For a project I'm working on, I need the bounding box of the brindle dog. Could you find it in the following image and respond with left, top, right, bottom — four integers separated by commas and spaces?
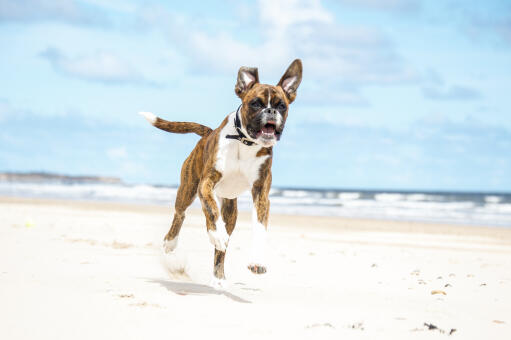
140, 59, 302, 284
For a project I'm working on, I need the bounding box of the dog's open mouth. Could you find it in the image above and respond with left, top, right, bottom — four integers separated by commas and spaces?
257, 122, 277, 139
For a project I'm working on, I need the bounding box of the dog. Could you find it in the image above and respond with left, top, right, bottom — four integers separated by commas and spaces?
140, 59, 302, 283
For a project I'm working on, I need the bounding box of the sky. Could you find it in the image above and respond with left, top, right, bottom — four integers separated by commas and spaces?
0, 0, 510, 192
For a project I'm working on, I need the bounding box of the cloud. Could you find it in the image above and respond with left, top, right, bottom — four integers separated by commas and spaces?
497, 19, 511, 44
0, 0, 109, 26
39, 47, 157, 86
258, 0, 334, 34
0, 99, 34, 123
422, 85, 482, 101
299, 84, 369, 106
106, 146, 127, 159
2, 101, 510, 191
290, 23, 417, 85
337, 0, 421, 12
446, 4, 511, 46
277, 114, 511, 190
137, 0, 418, 106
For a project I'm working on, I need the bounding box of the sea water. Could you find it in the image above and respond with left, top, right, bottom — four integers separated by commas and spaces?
1, 181, 510, 227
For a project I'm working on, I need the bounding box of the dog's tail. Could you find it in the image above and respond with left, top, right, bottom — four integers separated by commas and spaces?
139, 112, 213, 137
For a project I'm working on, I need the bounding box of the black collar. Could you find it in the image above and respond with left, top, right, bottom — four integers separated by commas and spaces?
225, 105, 255, 146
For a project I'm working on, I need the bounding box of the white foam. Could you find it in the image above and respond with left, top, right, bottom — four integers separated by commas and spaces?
338, 192, 361, 201
2, 182, 510, 227
485, 195, 502, 204
0, 182, 178, 205
375, 193, 405, 202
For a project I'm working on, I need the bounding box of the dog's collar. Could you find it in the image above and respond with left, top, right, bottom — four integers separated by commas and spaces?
225, 105, 256, 146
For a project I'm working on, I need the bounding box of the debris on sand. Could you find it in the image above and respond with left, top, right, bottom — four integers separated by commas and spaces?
413, 323, 456, 336
119, 294, 135, 299
348, 322, 364, 331
431, 290, 447, 295
424, 323, 438, 330
118, 294, 134, 298
305, 323, 335, 329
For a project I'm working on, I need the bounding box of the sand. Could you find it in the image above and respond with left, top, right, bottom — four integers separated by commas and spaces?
1, 196, 510, 339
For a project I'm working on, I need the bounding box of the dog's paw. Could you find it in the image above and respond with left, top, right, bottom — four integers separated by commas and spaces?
209, 276, 229, 290
247, 263, 267, 274
163, 237, 178, 253
160, 248, 189, 280
208, 228, 229, 252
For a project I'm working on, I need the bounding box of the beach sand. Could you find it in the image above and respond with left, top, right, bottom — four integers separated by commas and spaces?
1, 196, 510, 339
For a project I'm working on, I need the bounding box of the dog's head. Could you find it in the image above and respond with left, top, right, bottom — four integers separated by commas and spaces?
234, 59, 302, 147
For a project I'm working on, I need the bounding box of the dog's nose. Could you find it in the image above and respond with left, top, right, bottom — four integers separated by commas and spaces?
268, 108, 278, 115
262, 108, 278, 118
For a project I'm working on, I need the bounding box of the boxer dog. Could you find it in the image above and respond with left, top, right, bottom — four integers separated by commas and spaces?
140, 59, 302, 284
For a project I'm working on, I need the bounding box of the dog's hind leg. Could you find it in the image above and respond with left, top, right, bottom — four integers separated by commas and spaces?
163, 156, 200, 253
213, 198, 238, 280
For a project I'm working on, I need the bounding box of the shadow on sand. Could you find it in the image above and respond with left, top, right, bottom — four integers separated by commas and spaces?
146, 278, 251, 304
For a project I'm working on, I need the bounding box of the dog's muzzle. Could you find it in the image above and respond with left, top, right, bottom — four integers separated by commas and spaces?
256, 108, 283, 143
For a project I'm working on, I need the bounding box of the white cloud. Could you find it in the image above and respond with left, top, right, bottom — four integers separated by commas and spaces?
258, 0, 334, 36
299, 84, 369, 106
0, 0, 109, 26
337, 0, 421, 12
422, 85, 482, 101
279, 114, 511, 190
137, 0, 418, 105
39, 47, 157, 86
106, 146, 128, 159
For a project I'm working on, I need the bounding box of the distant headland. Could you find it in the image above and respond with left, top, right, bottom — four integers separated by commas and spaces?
0, 171, 122, 185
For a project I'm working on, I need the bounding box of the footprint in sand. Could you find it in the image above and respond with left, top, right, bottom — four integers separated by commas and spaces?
118, 294, 134, 298
129, 301, 162, 308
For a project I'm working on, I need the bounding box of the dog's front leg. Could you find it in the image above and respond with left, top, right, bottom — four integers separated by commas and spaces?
248, 171, 272, 274
198, 170, 230, 254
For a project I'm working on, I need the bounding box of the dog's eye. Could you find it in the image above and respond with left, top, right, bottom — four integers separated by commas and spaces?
277, 102, 287, 111
250, 99, 263, 109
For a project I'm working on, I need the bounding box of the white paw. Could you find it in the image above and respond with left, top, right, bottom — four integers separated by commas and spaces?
160, 248, 189, 280
209, 276, 229, 290
163, 237, 178, 253
208, 224, 229, 252
250, 214, 268, 265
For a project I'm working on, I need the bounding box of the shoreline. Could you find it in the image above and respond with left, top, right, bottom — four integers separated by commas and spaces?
1, 195, 511, 237
2, 180, 510, 228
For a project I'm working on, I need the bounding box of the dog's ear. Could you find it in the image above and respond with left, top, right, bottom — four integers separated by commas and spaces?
277, 59, 302, 103
235, 66, 259, 99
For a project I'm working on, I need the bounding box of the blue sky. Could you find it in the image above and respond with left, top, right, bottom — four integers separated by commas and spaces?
1, 0, 510, 191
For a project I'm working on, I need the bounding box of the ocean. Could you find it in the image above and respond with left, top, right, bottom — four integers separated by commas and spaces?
1, 181, 510, 227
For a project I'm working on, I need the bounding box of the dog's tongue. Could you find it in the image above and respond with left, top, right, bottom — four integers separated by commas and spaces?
262, 124, 275, 134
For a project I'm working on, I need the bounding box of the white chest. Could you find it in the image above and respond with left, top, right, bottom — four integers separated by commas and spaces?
214, 115, 270, 199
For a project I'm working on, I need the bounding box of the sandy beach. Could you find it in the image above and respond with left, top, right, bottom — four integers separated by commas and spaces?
1, 196, 510, 339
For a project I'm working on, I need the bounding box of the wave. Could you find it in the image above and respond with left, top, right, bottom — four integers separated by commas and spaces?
1, 182, 510, 227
